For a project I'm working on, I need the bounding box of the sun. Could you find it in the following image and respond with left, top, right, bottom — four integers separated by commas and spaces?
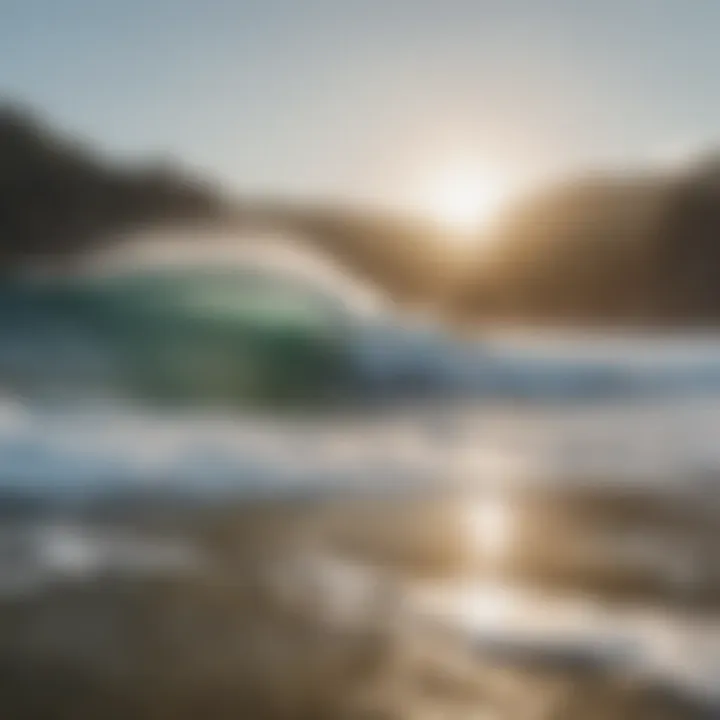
425, 166, 509, 237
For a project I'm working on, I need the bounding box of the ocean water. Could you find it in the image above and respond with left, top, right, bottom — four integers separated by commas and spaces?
2, 351, 720, 707
2, 234, 720, 715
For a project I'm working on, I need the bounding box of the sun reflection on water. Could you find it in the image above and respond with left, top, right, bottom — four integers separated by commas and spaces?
464, 493, 514, 566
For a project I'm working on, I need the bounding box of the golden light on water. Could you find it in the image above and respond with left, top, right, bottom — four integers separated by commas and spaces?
464, 494, 514, 563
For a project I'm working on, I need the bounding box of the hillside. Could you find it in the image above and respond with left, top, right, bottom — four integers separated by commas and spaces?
451, 160, 720, 326
0, 104, 448, 305
5, 103, 720, 326
0, 105, 222, 269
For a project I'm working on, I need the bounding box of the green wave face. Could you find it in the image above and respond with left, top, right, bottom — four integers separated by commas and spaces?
0, 269, 358, 407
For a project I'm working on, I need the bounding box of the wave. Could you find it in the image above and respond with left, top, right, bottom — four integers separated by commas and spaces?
3, 231, 720, 502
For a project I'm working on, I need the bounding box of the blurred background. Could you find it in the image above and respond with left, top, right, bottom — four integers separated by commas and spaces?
2, 1, 720, 718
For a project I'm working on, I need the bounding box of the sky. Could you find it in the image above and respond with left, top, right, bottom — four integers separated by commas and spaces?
3, 0, 720, 214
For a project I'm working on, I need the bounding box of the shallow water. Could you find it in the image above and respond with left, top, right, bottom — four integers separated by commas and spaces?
3, 328, 720, 716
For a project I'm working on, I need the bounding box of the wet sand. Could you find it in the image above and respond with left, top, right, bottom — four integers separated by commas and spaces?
0, 489, 716, 719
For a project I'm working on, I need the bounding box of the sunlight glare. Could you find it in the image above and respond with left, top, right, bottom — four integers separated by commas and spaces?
426, 166, 509, 237
464, 494, 513, 563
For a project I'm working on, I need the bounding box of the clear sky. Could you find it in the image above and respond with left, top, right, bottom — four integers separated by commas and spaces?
3, 0, 720, 213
